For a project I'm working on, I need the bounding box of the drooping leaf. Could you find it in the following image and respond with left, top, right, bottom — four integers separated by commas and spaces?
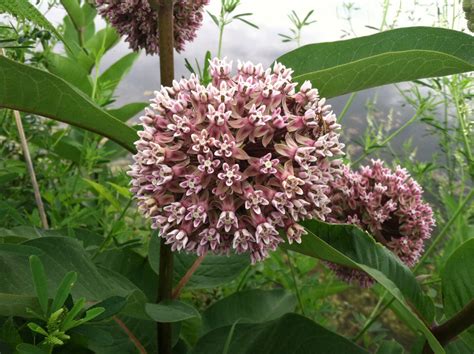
282, 220, 443, 354
192, 313, 368, 354
146, 300, 200, 323
277, 27, 474, 98
441, 239, 474, 349
202, 289, 297, 333
0, 56, 137, 152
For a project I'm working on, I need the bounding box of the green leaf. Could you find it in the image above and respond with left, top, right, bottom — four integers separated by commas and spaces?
107, 102, 148, 122
16, 343, 49, 354
107, 182, 132, 198
0, 56, 137, 152
149, 235, 250, 288
29, 255, 49, 316
174, 253, 249, 289
277, 27, 474, 98
192, 313, 368, 354
442, 239, 474, 348
51, 271, 77, 313
27, 322, 48, 336
0, 236, 143, 319
0, 317, 22, 349
202, 289, 296, 333
62, 297, 86, 331
0, 0, 71, 52
88, 296, 127, 322
376, 340, 405, 354
282, 220, 443, 354
145, 300, 200, 323
84, 27, 120, 61
45, 53, 93, 95
83, 178, 121, 210
60, 0, 85, 29
77, 307, 106, 325
99, 53, 140, 99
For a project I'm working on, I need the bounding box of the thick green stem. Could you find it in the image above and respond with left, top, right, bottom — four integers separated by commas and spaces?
155, 0, 175, 353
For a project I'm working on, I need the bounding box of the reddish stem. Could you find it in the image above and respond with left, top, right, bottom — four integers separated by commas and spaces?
114, 316, 148, 354
172, 255, 206, 299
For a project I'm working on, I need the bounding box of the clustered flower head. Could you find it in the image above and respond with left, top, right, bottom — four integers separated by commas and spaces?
128, 57, 345, 263
96, 0, 209, 54
326, 160, 435, 287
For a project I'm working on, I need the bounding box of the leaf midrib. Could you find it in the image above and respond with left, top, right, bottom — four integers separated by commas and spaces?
292, 48, 474, 82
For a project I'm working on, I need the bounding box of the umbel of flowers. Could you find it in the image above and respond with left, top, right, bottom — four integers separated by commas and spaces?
326, 160, 435, 287
128, 58, 345, 263
96, 0, 209, 54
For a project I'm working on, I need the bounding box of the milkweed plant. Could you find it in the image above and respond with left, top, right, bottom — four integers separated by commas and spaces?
0, 1, 472, 354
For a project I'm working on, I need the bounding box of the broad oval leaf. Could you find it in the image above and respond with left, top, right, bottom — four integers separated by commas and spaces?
173, 253, 249, 289
0, 236, 144, 318
441, 239, 474, 349
202, 289, 297, 333
146, 300, 200, 323
282, 219, 444, 354
277, 27, 474, 98
148, 234, 250, 289
192, 313, 368, 354
0, 57, 137, 152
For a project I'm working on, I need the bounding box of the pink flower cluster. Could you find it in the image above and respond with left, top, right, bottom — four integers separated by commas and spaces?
128, 58, 345, 263
326, 160, 435, 287
96, 0, 209, 54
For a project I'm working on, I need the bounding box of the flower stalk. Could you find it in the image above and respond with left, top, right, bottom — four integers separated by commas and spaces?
156, 0, 175, 353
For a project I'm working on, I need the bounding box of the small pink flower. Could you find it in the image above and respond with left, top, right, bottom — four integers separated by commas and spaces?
213, 134, 236, 158
217, 211, 239, 232
185, 205, 207, 228
179, 174, 203, 196
191, 129, 212, 153
244, 190, 269, 214
218, 163, 242, 187
197, 154, 220, 174
259, 153, 279, 174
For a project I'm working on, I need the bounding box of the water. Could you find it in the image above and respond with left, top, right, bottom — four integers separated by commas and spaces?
43, 0, 460, 162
